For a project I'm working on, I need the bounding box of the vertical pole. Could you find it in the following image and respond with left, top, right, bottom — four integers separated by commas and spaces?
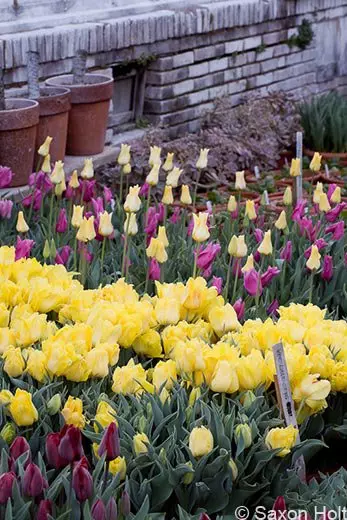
296, 132, 303, 201
27, 51, 40, 99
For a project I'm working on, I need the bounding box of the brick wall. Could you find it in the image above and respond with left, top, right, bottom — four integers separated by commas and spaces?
1, 0, 347, 138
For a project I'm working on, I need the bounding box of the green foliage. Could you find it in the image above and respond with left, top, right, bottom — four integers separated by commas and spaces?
287, 19, 314, 50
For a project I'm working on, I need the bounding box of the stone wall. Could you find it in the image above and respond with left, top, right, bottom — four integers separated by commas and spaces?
1, 0, 347, 138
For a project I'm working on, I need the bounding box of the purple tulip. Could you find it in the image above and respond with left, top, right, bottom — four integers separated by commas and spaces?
79, 180, 96, 202
267, 299, 280, 317
169, 206, 181, 224
23, 463, 48, 497
261, 266, 281, 287
187, 216, 194, 237
139, 182, 150, 197
149, 258, 161, 281
92, 499, 107, 520
0, 200, 13, 219
321, 255, 333, 281
304, 239, 327, 259
211, 276, 223, 295
56, 208, 68, 234
254, 228, 263, 243
22, 188, 43, 212
244, 269, 262, 297
273, 495, 287, 515
157, 203, 165, 223
0, 472, 16, 504
0, 166, 13, 188
37, 500, 53, 520
232, 258, 242, 278
197, 242, 221, 272
55, 245, 72, 266
103, 186, 113, 205
253, 250, 261, 263
106, 497, 118, 520
58, 425, 84, 463
327, 183, 338, 201
326, 203, 347, 223
98, 423, 120, 461
325, 221, 344, 240
10, 436, 31, 463
120, 491, 131, 516
280, 241, 292, 262
72, 457, 93, 502
292, 200, 307, 222
233, 298, 245, 320
29, 171, 53, 193
46, 432, 69, 469
79, 243, 93, 263
15, 236, 34, 260
92, 197, 105, 216
145, 207, 159, 239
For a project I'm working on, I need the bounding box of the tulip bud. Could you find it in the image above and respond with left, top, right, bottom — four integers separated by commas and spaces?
47, 394, 61, 415
234, 423, 252, 448
133, 432, 149, 455
46, 432, 69, 469
91, 499, 107, 520
16, 211, 29, 233
38, 136, 53, 157
228, 458, 238, 481
199, 514, 211, 520
98, 423, 120, 461
182, 461, 194, 484
189, 426, 214, 458
120, 491, 131, 516
50, 239, 57, 259
37, 499, 53, 520
163, 152, 174, 172
0, 423, 16, 445
273, 495, 287, 512
10, 436, 31, 462
159, 447, 166, 464
0, 472, 16, 504
189, 387, 201, 406
72, 457, 93, 502
196, 148, 209, 170
81, 158, 94, 179
43, 239, 50, 259
241, 391, 256, 409
138, 415, 147, 433
58, 425, 84, 462
41, 154, 52, 174
23, 463, 48, 497
106, 497, 118, 520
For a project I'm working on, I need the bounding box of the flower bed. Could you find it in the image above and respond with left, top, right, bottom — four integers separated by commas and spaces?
0, 139, 346, 518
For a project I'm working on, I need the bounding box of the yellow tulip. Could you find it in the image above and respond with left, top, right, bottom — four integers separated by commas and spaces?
118, 144, 131, 166
61, 396, 85, 428
210, 360, 239, 393
162, 185, 173, 205
41, 154, 51, 173
80, 158, 94, 179
146, 164, 160, 186
3, 346, 25, 377
189, 426, 214, 457
290, 158, 300, 177
227, 195, 237, 212
292, 374, 330, 408
149, 146, 161, 167
25, 348, 47, 383
283, 186, 293, 206
123, 163, 131, 175
112, 359, 153, 395
192, 212, 210, 242
313, 182, 323, 204
275, 210, 287, 230
152, 360, 177, 390
265, 425, 298, 457
245, 200, 257, 220
16, 211, 29, 233
157, 226, 169, 247
166, 167, 183, 188
0, 328, 16, 355
0, 303, 9, 328
189, 387, 201, 406
124, 185, 141, 213
235, 171, 246, 190
319, 193, 331, 213
258, 230, 273, 255
229, 458, 238, 481
94, 400, 117, 431
146, 237, 167, 263
0, 390, 13, 406
181, 185, 192, 205
71, 205, 84, 228
235, 423, 252, 448
109, 456, 127, 478
98, 211, 114, 237
155, 297, 180, 325
85, 348, 109, 378
133, 329, 162, 358
69, 170, 80, 189
37, 136, 53, 156
0, 246, 15, 265
50, 160, 65, 184
124, 212, 138, 236
196, 148, 209, 169
306, 245, 321, 271
133, 432, 150, 455
163, 152, 174, 172
241, 254, 254, 273
8, 389, 38, 427
228, 235, 247, 258
76, 216, 96, 242
331, 186, 341, 204
237, 350, 267, 389
209, 304, 240, 337
310, 152, 322, 172
55, 177, 66, 196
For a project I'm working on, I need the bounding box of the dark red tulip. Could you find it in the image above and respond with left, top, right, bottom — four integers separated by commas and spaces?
23, 463, 48, 497
46, 432, 69, 469
0, 472, 16, 504
91, 499, 107, 520
273, 496, 286, 511
58, 425, 84, 463
72, 458, 93, 502
10, 437, 31, 463
98, 423, 120, 461
106, 497, 117, 520
199, 514, 211, 520
120, 491, 130, 516
37, 499, 53, 520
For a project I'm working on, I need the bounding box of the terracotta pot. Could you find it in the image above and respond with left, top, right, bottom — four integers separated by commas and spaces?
46, 74, 113, 156
0, 98, 39, 187
304, 147, 347, 166
35, 87, 71, 165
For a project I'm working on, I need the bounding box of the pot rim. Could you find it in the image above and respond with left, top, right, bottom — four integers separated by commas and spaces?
1, 97, 39, 113
46, 73, 113, 88
46, 74, 113, 105
38, 86, 71, 99
0, 98, 39, 131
